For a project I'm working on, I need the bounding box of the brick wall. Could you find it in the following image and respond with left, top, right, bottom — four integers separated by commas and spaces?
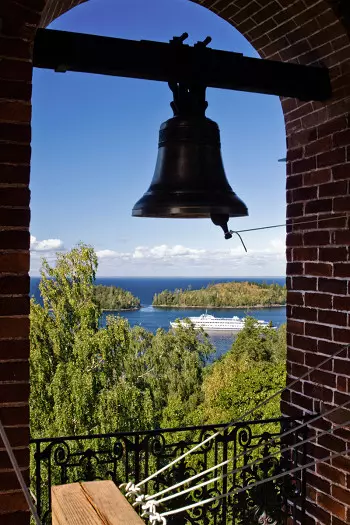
0, 0, 349, 523
0, 1, 40, 523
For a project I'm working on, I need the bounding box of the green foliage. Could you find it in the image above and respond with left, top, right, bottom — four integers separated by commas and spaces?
93, 284, 140, 310
30, 244, 213, 439
193, 319, 287, 427
152, 281, 286, 308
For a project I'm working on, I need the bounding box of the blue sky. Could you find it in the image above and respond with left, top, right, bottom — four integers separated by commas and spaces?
30, 0, 287, 277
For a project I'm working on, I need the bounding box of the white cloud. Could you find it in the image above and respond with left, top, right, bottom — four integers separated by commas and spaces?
30, 237, 286, 276
30, 235, 64, 252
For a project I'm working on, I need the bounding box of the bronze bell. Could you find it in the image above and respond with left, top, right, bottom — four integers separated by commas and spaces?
132, 83, 248, 237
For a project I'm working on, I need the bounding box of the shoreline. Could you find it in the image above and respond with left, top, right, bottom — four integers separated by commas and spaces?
152, 304, 286, 309
102, 307, 141, 312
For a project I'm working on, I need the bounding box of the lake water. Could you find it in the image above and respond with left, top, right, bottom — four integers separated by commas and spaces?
30, 276, 286, 359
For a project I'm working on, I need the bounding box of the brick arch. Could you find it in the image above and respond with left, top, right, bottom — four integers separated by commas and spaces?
1, 1, 350, 524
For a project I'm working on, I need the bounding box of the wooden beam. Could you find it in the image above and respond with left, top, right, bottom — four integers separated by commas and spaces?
33, 29, 332, 102
52, 480, 146, 525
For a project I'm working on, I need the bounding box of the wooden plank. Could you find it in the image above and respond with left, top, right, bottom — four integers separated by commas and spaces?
33, 29, 332, 102
52, 480, 146, 525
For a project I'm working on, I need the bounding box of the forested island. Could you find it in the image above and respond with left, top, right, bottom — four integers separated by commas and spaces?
152, 280, 286, 308
94, 284, 140, 310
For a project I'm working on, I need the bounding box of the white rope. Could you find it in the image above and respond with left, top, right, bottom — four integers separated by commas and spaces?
132, 343, 348, 490
156, 413, 350, 506
0, 419, 42, 525
160, 447, 350, 518
146, 396, 350, 502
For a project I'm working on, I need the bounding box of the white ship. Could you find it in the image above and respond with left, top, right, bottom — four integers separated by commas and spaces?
170, 314, 272, 332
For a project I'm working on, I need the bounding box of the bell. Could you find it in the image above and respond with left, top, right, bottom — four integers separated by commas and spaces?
132, 83, 248, 236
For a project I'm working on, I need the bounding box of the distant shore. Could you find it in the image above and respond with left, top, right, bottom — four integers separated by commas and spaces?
102, 307, 140, 312
153, 304, 286, 309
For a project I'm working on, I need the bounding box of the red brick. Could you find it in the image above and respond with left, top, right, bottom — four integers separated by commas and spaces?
0, 187, 30, 207
305, 262, 332, 277
0, 101, 31, 124
0, 165, 30, 184
292, 306, 317, 321
333, 296, 350, 311
293, 335, 318, 352
286, 147, 303, 162
317, 148, 346, 168
304, 353, 332, 371
318, 116, 347, 139
0, 360, 28, 382
307, 471, 330, 495
0, 209, 30, 228
334, 129, 350, 147
292, 276, 317, 291
291, 391, 314, 411
0, 511, 30, 525
0, 405, 28, 426
287, 291, 304, 305
292, 157, 316, 174
319, 247, 348, 262
333, 196, 350, 212
0, 80, 31, 102
286, 174, 302, 190
334, 358, 350, 377
335, 230, 350, 244
318, 278, 347, 295
334, 262, 350, 277
0, 275, 29, 294
0, 123, 31, 144
333, 328, 350, 343
0, 297, 29, 316
0, 491, 28, 513
305, 136, 332, 157
0, 318, 29, 339
287, 347, 305, 364
318, 309, 347, 326
305, 292, 332, 309
303, 168, 331, 186
0, 340, 29, 360
305, 198, 333, 214
319, 181, 347, 198
0, 231, 29, 250
305, 322, 333, 340
305, 501, 330, 524
318, 433, 347, 456
0, 143, 30, 164
332, 486, 350, 506
292, 186, 317, 202
0, 253, 29, 273
332, 164, 350, 181
0, 383, 29, 404
293, 247, 317, 261
317, 492, 346, 520
304, 231, 330, 246
287, 319, 304, 335
286, 262, 303, 275
0, 469, 29, 491
286, 232, 303, 247
0, 426, 29, 449
0, 448, 29, 470
286, 202, 303, 218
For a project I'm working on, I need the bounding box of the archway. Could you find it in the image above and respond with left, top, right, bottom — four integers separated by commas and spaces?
1, 1, 350, 524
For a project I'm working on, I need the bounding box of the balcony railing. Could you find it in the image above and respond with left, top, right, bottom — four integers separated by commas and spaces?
30, 417, 307, 525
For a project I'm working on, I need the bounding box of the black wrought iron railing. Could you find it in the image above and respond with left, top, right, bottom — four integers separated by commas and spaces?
30, 417, 307, 525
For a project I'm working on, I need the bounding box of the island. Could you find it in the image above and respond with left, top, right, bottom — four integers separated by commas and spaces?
152, 281, 286, 308
94, 285, 141, 311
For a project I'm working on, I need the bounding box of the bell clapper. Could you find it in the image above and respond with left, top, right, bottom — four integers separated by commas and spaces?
210, 213, 248, 251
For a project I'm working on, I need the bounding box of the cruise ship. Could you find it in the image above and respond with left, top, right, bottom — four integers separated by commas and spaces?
170, 314, 272, 332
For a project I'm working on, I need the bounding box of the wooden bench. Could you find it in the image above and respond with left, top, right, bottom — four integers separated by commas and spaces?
52, 480, 146, 525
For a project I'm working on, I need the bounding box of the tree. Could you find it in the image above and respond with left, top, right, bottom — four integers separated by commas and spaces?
192, 321, 287, 427
30, 244, 214, 438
